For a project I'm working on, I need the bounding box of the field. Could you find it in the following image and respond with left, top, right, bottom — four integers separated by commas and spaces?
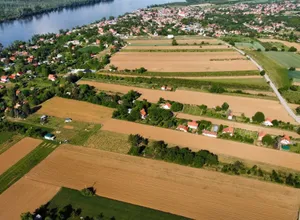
84, 130, 131, 154
109, 51, 257, 72
259, 38, 300, 51
14, 144, 300, 220
122, 45, 232, 52
0, 178, 60, 220
235, 42, 265, 51
264, 51, 300, 68
37, 97, 114, 124
78, 80, 296, 123
0, 137, 42, 175
48, 187, 189, 220
0, 132, 23, 154
0, 141, 58, 194
102, 119, 300, 171
176, 112, 299, 138
126, 38, 221, 46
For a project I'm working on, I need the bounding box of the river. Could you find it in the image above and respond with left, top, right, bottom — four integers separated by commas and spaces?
0, 0, 181, 47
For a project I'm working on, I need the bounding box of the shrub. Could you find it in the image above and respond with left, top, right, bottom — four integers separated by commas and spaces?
296, 106, 300, 115
171, 102, 183, 112
288, 46, 297, 52
260, 70, 265, 76
172, 39, 178, 46
221, 102, 229, 111
262, 134, 275, 146
252, 112, 265, 123
81, 187, 96, 196
289, 67, 296, 71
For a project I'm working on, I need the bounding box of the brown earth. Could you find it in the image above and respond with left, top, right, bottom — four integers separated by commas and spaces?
123, 45, 230, 50
78, 81, 296, 123
176, 113, 299, 138
37, 97, 113, 124
259, 39, 300, 51
23, 145, 300, 220
109, 52, 257, 72
63, 125, 74, 129
102, 119, 300, 171
0, 178, 60, 220
0, 137, 42, 175
126, 38, 221, 45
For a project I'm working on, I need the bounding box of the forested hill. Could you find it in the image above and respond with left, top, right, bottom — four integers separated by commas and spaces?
0, 0, 113, 22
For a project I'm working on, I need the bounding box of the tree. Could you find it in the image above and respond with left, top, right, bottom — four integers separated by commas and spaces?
171, 102, 183, 112
262, 134, 275, 146
81, 187, 96, 196
172, 39, 178, 46
288, 46, 297, 52
20, 212, 34, 220
252, 111, 265, 123
221, 102, 229, 111
296, 106, 300, 115
297, 127, 300, 135
260, 70, 265, 76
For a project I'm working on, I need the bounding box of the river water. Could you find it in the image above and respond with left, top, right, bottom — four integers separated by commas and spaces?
0, 0, 180, 47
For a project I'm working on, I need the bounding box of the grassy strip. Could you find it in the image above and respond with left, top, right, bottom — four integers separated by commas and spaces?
122, 49, 233, 52
0, 141, 58, 194
0, 134, 23, 155
103, 70, 260, 77
246, 50, 290, 87
46, 187, 190, 220
70, 124, 102, 146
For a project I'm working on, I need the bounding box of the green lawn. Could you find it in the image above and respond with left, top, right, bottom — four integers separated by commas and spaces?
246, 50, 290, 87
264, 52, 300, 68
47, 187, 190, 220
0, 141, 58, 194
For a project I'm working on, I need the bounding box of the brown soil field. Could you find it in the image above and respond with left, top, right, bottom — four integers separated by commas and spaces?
37, 97, 113, 124
79, 81, 296, 123
259, 39, 300, 51
63, 125, 74, 129
127, 38, 221, 45
24, 145, 300, 220
176, 113, 299, 138
123, 45, 230, 50
109, 52, 257, 72
0, 137, 42, 175
102, 119, 300, 171
0, 178, 60, 220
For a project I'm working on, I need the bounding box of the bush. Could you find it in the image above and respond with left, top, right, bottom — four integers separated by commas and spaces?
221, 102, 229, 111
81, 187, 96, 196
260, 70, 265, 76
171, 102, 183, 112
262, 134, 275, 146
296, 106, 300, 115
289, 67, 296, 71
172, 39, 178, 46
252, 112, 265, 123
288, 46, 297, 52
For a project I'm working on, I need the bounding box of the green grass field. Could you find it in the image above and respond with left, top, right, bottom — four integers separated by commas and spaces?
47, 187, 190, 220
0, 141, 58, 194
0, 133, 23, 154
195, 77, 267, 86
264, 52, 300, 68
235, 42, 265, 51
246, 50, 290, 87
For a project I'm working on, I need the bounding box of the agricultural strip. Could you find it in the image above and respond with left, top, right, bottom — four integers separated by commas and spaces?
123, 45, 230, 50
109, 52, 258, 72
259, 39, 300, 51
0, 141, 58, 194
264, 52, 300, 68
0, 137, 42, 175
37, 97, 114, 124
25, 145, 300, 220
126, 38, 221, 46
176, 113, 299, 138
102, 119, 300, 171
0, 178, 60, 220
78, 81, 296, 123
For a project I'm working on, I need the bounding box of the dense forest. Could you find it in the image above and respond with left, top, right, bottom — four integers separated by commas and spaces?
0, 0, 113, 22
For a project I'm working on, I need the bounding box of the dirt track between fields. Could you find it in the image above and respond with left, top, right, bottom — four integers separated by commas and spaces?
109, 52, 257, 72
22, 145, 300, 220
37, 97, 113, 124
102, 119, 300, 171
176, 113, 299, 138
0, 178, 60, 220
0, 137, 42, 175
78, 81, 296, 123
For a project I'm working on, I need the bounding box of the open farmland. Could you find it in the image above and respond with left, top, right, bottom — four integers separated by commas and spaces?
0, 138, 42, 175
37, 97, 113, 124
264, 51, 300, 68
176, 113, 299, 138
109, 52, 258, 72
18, 145, 300, 220
123, 45, 231, 51
259, 38, 300, 51
102, 119, 300, 171
0, 178, 60, 220
127, 38, 221, 46
78, 81, 296, 123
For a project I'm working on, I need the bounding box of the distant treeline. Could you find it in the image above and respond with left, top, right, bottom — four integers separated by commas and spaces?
0, 0, 113, 22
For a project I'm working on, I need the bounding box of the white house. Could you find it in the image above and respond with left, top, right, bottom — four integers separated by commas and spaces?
202, 130, 217, 138
188, 121, 198, 130
177, 125, 188, 132
167, 35, 174, 39
280, 135, 291, 145
65, 118, 72, 123
44, 133, 56, 141
262, 118, 273, 126
161, 102, 172, 110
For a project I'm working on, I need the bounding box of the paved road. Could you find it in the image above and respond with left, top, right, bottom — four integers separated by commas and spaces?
226, 42, 300, 124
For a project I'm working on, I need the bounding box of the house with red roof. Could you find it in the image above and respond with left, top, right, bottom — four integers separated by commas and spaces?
188, 121, 198, 130
280, 135, 291, 145
1, 76, 9, 83
262, 118, 273, 126
140, 108, 147, 120
222, 127, 234, 136
161, 102, 172, 110
176, 125, 188, 132
202, 130, 217, 138
258, 131, 266, 141
48, 74, 57, 82
9, 74, 17, 80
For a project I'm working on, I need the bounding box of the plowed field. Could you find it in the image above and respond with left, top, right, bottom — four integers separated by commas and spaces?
23, 145, 300, 220
0, 138, 42, 175
123, 45, 230, 50
37, 97, 113, 124
78, 81, 295, 123
109, 52, 257, 72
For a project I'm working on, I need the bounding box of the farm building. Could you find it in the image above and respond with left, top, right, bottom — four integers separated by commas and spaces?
188, 121, 198, 130
65, 118, 72, 123
44, 133, 56, 141
162, 102, 172, 110
263, 118, 273, 126
280, 135, 291, 145
222, 127, 234, 136
177, 125, 188, 132
202, 130, 217, 138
